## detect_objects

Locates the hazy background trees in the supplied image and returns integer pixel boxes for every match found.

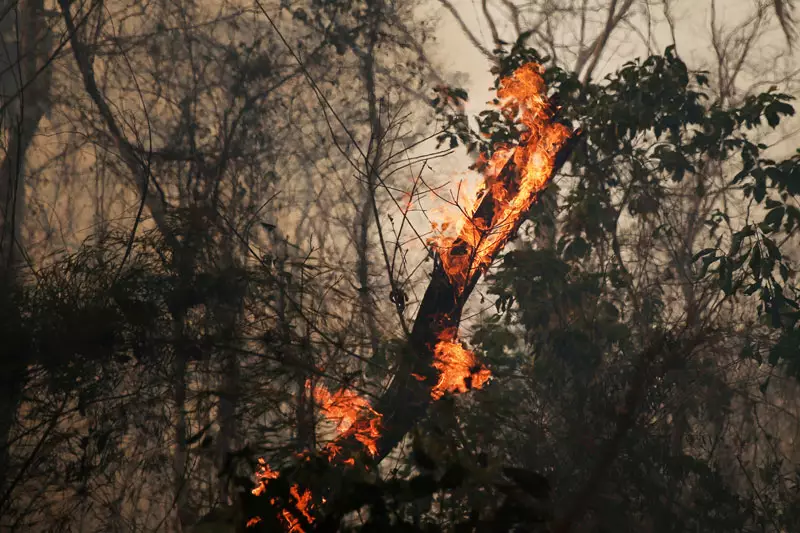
[0,0,799,532]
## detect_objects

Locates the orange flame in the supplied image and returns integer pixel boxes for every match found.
[308,380,383,457]
[431,328,492,400]
[279,510,302,532]
[431,63,571,293]
[249,463,315,531]
[252,459,280,497]
[288,484,314,525]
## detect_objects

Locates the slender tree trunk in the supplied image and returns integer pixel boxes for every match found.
[0,0,52,494]
[215,238,246,505]
[171,240,199,531]
[173,312,190,532]
[272,234,315,451]
[356,195,379,356]
[354,0,383,359]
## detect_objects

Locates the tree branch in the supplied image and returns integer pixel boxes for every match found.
[58,0,178,251]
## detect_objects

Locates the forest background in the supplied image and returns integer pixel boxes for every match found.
[2,0,800,531]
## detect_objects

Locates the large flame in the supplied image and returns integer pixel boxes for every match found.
[427,62,569,400]
[431,63,571,293]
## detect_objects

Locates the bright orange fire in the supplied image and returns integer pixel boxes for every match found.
[250,473,316,532]
[247,382,382,529]
[431,63,571,293]
[431,327,492,400]
[309,380,383,457]
[252,459,280,497]
[275,484,314,532]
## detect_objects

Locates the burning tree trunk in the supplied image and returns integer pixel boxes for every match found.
[245,62,581,531]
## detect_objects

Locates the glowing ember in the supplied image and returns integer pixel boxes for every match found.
[279,508,304,533]
[431,328,492,400]
[430,62,571,293]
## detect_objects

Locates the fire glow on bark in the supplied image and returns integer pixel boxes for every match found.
[247,62,571,531]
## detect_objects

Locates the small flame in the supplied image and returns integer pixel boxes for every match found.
[252,460,280,497]
[308,381,383,457]
[290,485,314,524]
[279,509,304,533]
[431,328,492,400]
[248,383,382,529]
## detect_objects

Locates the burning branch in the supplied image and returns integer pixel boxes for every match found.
[246,62,581,530]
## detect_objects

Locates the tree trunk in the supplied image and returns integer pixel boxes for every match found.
[173,312,190,532]
[0,0,52,495]
[215,239,246,505]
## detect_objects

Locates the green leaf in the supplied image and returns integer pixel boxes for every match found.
[780,263,790,282]
[763,206,785,232]
[692,248,716,262]
[718,257,733,295]
[692,248,717,263]
[729,233,745,256]
[749,245,762,279]
[765,101,795,128]
[763,236,782,260]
